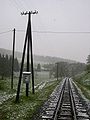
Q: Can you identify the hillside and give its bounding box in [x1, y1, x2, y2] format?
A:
[0, 48, 76, 64]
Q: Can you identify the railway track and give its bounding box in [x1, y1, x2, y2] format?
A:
[41, 78, 90, 120]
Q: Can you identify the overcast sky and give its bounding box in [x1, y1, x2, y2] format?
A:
[0, 0, 90, 63]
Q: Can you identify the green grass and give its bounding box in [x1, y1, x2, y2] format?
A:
[0, 80, 59, 120]
[0, 71, 60, 119]
[0, 79, 10, 91]
[75, 82, 90, 100]
[73, 72, 90, 100]
[0, 77, 18, 91]
[34, 71, 50, 85]
[0, 71, 50, 91]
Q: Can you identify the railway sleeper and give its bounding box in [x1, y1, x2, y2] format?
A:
[41, 78, 90, 120]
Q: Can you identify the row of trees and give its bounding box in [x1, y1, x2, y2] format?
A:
[29, 54, 90, 79]
[0, 54, 19, 79]
[55, 62, 85, 78]
[41, 54, 90, 78]
[28, 54, 90, 79]
[0, 53, 88, 79]
[41, 62, 86, 78]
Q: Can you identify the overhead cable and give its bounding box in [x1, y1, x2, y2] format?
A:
[0, 30, 12, 35]
[16, 30, 90, 34]
[1, 29, 90, 35]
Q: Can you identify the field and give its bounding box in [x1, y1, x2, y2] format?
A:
[0, 71, 60, 120]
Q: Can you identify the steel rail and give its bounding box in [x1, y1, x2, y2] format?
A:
[69, 79, 77, 120]
[53, 78, 77, 120]
[53, 78, 66, 120]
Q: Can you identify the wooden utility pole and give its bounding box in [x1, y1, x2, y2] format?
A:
[11, 28, 15, 89]
[26, 32, 29, 97]
[56, 63, 59, 81]
[15, 11, 38, 102]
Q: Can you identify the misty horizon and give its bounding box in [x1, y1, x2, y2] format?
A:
[0, 0, 90, 63]
[0, 47, 86, 64]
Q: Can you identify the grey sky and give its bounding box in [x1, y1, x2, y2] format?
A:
[0, 0, 90, 63]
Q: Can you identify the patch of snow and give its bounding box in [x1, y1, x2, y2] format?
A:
[83, 79, 90, 85]
[38, 82, 46, 89]
[34, 79, 57, 90]
[34, 82, 43, 89]
[0, 93, 16, 105]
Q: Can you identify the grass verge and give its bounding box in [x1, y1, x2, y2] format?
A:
[0, 80, 59, 120]
[73, 72, 90, 100]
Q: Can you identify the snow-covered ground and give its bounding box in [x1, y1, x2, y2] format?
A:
[34, 79, 57, 90]
[0, 79, 57, 106]
[38, 82, 46, 89]
[0, 92, 16, 105]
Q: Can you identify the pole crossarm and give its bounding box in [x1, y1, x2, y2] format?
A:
[21, 10, 38, 15]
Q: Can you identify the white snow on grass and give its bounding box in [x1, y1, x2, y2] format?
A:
[0, 92, 16, 105]
[35, 79, 58, 90]
[38, 82, 46, 89]
[34, 82, 43, 89]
